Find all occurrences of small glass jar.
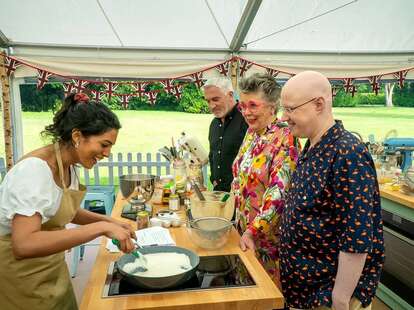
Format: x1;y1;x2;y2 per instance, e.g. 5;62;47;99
188;163;204;188
169;193;180;211
136;210;149;230
172;160;187;190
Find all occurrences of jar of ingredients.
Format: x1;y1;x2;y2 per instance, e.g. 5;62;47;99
169;193;180;211
172;160;187;190
188;163;204;188
136;210;149;230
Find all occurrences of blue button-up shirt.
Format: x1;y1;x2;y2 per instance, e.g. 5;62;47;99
280;121;385;309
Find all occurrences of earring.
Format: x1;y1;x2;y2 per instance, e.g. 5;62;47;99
75;141;80;148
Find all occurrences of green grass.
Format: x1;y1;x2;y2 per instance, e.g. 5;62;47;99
0;107;413;158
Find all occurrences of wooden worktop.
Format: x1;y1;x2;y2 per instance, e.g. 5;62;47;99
80;193;284;310
380;186;414;210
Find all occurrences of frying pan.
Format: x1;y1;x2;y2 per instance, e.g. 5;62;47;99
197;255;237;288
116;246;200;290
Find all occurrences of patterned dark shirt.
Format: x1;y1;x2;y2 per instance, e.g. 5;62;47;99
209;104;248;192
280;120;385;309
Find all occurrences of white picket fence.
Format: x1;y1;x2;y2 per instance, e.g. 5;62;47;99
0;154;208;186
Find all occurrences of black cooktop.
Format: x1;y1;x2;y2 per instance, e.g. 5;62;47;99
103;254;256;297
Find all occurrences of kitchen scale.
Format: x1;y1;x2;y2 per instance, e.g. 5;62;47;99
121;203;152;221
119;174;158;221
102;254;256;297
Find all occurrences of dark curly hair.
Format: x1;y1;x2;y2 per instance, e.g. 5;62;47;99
42;93;121;144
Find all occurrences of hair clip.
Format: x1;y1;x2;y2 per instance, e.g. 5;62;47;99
74;93;90;104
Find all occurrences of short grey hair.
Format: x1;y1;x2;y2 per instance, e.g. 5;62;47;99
239;73;281;108
202;77;234;93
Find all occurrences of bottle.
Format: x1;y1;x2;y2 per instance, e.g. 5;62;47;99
173;160;187;190
169;187;180;211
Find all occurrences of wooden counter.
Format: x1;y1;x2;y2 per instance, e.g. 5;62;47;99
380;186;414;210
80;193;284;310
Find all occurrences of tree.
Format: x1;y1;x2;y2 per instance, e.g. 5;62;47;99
384;83;395;107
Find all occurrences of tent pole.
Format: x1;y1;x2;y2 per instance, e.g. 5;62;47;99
0;53;14;169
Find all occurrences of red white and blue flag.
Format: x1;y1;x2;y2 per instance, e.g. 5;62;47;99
104;82;118;100
91;89;103;101
393;70;409;88
367;75;382;95
160;79;175;94
72;79;89;93
172;85;182;100
190;72;205;88
143;91;157;105
63;82;75;97
266;68;280;78
214;62;230;77
4;56;21;76
238;58;253;77
132;82;147;96
36;69;53;90
117;94;131;109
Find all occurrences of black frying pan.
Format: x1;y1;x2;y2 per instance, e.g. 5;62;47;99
116;246;200;290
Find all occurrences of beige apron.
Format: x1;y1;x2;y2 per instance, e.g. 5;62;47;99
0;143;86;310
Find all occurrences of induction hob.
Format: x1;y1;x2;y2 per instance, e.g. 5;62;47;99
102;254;256;297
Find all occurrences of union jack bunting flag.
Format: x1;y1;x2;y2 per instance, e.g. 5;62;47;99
214;62;230;77
143;91;157;105
160;79;175;94
342;78;355;93
367;75;382;95
349;85;357;97
393;70;410;88
91;89;103;101
4;56;21;76
238;58;253;77
132;82;147;95
72;79;89;93
171;85;183;100
266;68;280;78
190;72;205;88
117;94;131;109
103;82;118;100
62;83;75;97
36;69;53;90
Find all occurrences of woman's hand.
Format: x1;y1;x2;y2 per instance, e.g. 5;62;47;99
101;222;135;253
239;230;256;251
110;219;136;240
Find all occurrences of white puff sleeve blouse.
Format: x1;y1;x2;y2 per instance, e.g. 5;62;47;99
0;157;79;235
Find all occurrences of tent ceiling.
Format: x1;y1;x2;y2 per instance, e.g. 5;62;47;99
1;0;413;52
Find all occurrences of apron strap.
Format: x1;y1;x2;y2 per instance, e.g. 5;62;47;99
53;142;67;190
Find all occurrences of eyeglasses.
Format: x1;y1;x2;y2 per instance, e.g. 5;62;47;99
280;97;317;114
237;100;266;113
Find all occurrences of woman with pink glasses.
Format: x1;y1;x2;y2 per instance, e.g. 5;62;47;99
232;73;300;288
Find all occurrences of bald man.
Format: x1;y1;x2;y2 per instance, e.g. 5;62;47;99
279;71;384;310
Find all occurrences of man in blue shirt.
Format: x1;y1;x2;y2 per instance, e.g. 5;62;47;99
279;71;384;310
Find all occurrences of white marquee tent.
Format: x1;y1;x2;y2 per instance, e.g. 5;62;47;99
0;0;414;162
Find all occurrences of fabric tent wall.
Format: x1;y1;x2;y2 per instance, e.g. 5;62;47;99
10;46;231;79
8;46;414;80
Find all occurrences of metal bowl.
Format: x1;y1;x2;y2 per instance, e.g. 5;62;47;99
119;174;159;205
187;217;233;250
404;169;414;191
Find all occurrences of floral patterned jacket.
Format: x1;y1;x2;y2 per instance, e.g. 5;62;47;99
232;118;299;275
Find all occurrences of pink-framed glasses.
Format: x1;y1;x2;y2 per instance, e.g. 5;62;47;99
237;99;266;113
